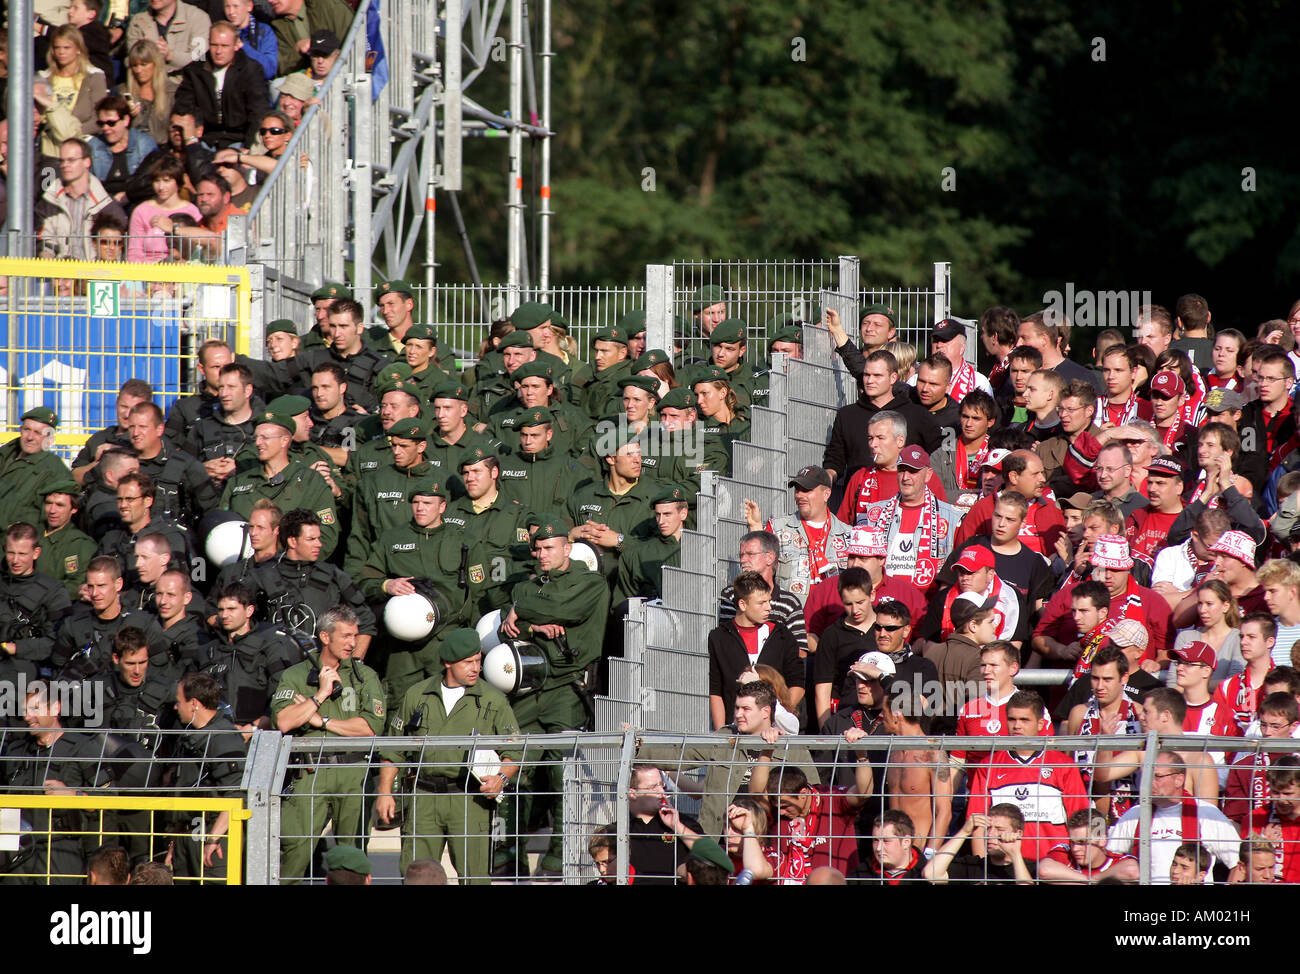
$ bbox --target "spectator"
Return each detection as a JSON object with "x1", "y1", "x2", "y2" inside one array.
[
  {"x1": 718, "y1": 530, "x2": 809, "y2": 656},
  {"x1": 267, "y1": 0, "x2": 354, "y2": 78},
  {"x1": 1036, "y1": 809, "x2": 1139, "y2": 884},
  {"x1": 1214, "y1": 613, "x2": 1279, "y2": 738},
  {"x1": 36, "y1": 25, "x2": 108, "y2": 157},
  {"x1": 275, "y1": 71, "x2": 318, "y2": 126},
  {"x1": 926, "y1": 595, "x2": 997, "y2": 733},
  {"x1": 744, "y1": 466, "x2": 852, "y2": 602},
  {"x1": 1171, "y1": 579, "x2": 1243, "y2": 688},
  {"x1": 212, "y1": 154, "x2": 256, "y2": 208},
  {"x1": 810, "y1": 568, "x2": 879, "y2": 727},
  {"x1": 128, "y1": 154, "x2": 201, "y2": 263},
  {"x1": 129, "y1": 862, "x2": 175, "y2": 885},
  {"x1": 67, "y1": 0, "x2": 114, "y2": 79},
  {"x1": 127, "y1": 0, "x2": 213, "y2": 73},
  {"x1": 223, "y1": 0, "x2": 279, "y2": 81},
  {"x1": 623, "y1": 764, "x2": 701, "y2": 884},
  {"x1": 760, "y1": 748, "x2": 873, "y2": 883},
  {"x1": 855, "y1": 809, "x2": 928, "y2": 884},
  {"x1": 305, "y1": 29, "x2": 340, "y2": 86},
  {"x1": 1222, "y1": 691, "x2": 1298, "y2": 827},
  {"x1": 89, "y1": 94, "x2": 159, "y2": 203},
  {"x1": 38, "y1": 138, "x2": 126, "y2": 260},
  {"x1": 86, "y1": 845, "x2": 130, "y2": 885},
  {"x1": 925, "y1": 805, "x2": 1035, "y2": 885},
  {"x1": 707, "y1": 571, "x2": 803, "y2": 730},
  {"x1": 89, "y1": 208, "x2": 127, "y2": 261},
  {"x1": 121, "y1": 39, "x2": 180, "y2": 146},
  {"x1": 213, "y1": 109, "x2": 294, "y2": 176},
  {"x1": 722, "y1": 798, "x2": 775, "y2": 883},
  {"x1": 857, "y1": 446, "x2": 960, "y2": 596},
  {"x1": 174, "y1": 22, "x2": 271, "y2": 150},
  {"x1": 163, "y1": 170, "x2": 238, "y2": 259}
]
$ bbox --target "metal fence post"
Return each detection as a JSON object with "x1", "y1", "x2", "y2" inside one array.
[
  {"x1": 614, "y1": 727, "x2": 636, "y2": 886},
  {"x1": 934, "y1": 260, "x2": 951, "y2": 323},
  {"x1": 837, "y1": 255, "x2": 860, "y2": 326},
  {"x1": 246, "y1": 262, "x2": 266, "y2": 361},
  {"x1": 351, "y1": 74, "x2": 375, "y2": 306},
  {"x1": 645, "y1": 264, "x2": 673, "y2": 354},
  {"x1": 241, "y1": 730, "x2": 285, "y2": 885},
  {"x1": 1138, "y1": 730, "x2": 1159, "y2": 885}
]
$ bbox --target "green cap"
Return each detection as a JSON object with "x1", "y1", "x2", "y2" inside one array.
[
  {"x1": 409, "y1": 478, "x2": 448, "y2": 500},
  {"x1": 691, "y1": 284, "x2": 726, "y2": 312},
  {"x1": 458, "y1": 445, "x2": 497, "y2": 469},
  {"x1": 311, "y1": 281, "x2": 352, "y2": 302},
  {"x1": 527, "y1": 510, "x2": 562, "y2": 530},
  {"x1": 657, "y1": 388, "x2": 697, "y2": 411},
  {"x1": 674, "y1": 314, "x2": 695, "y2": 335},
  {"x1": 386, "y1": 418, "x2": 427, "y2": 441},
  {"x1": 378, "y1": 378, "x2": 420, "y2": 400},
  {"x1": 618, "y1": 308, "x2": 647, "y2": 335},
  {"x1": 266, "y1": 318, "x2": 298, "y2": 337},
  {"x1": 617, "y1": 375, "x2": 660, "y2": 398},
  {"x1": 498, "y1": 331, "x2": 535, "y2": 350},
  {"x1": 379, "y1": 361, "x2": 414, "y2": 385},
  {"x1": 770, "y1": 324, "x2": 804, "y2": 346},
  {"x1": 510, "y1": 301, "x2": 553, "y2": 331},
  {"x1": 512, "y1": 361, "x2": 555, "y2": 383},
  {"x1": 861, "y1": 302, "x2": 896, "y2": 324},
  {"x1": 765, "y1": 312, "x2": 795, "y2": 334},
  {"x1": 549, "y1": 310, "x2": 570, "y2": 333},
  {"x1": 518, "y1": 407, "x2": 553, "y2": 429},
  {"x1": 41, "y1": 479, "x2": 81, "y2": 499},
  {"x1": 439, "y1": 628, "x2": 482, "y2": 664},
  {"x1": 592, "y1": 326, "x2": 629, "y2": 347},
  {"x1": 323, "y1": 844, "x2": 372, "y2": 875},
  {"x1": 632, "y1": 349, "x2": 670, "y2": 372},
  {"x1": 254, "y1": 411, "x2": 296, "y2": 435},
  {"x1": 267, "y1": 394, "x2": 311, "y2": 417},
  {"x1": 375, "y1": 279, "x2": 414, "y2": 300},
  {"x1": 532, "y1": 519, "x2": 569, "y2": 542},
  {"x1": 596, "y1": 428, "x2": 640, "y2": 459},
  {"x1": 709, "y1": 318, "x2": 747, "y2": 345},
  {"x1": 404, "y1": 322, "x2": 438, "y2": 343},
  {"x1": 430, "y1": 381, "x2": 469, "y2": 402},
  {"x1": 691, "y1": 365, "x2": 731, "y2": 386},
  {"x1": 21, "y1": 406, "x2": 58, "y2": 428},
  {"x1": 688, "y1": 837, "x2": 734, "y2": 876},
  {"x1": 652, "y1": 482, "x2": 690, "y2": 506}
]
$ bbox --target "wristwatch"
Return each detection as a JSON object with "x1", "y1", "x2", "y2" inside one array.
[
  {"x1": 616, "y1": 533, "x2": 625, "y2": 550},
  {"x1": 321, "y1": 716, "x2": 331, "y2": 730}
]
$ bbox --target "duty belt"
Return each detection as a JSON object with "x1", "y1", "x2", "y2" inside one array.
[{"x1": 414, "y1": 773, "x2": 470, "y2": 794}]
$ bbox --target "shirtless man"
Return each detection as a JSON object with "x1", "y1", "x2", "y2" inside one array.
[
  {"x1": 880, "y1": 689, "x2": 952, "y2": 853},
  {"x1": 1093, "y1": 687, "x2": 1219, "y2": 799}
]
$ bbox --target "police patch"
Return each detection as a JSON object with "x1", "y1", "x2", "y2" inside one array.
[
  {"x1": 516, "y1": 528, "x2": 529, "y2": 543},
  {"x1": 317, "y1": 509, "x2": 336, "y2": 525},
  {"x1": 373, "y1": 698, "x2": 385, "y2": 718},
  {"x1": 64, "y1": 555, "x2": 79, "y2": 574},
  {"x1": 469, "y1": 565, "x2": 485, "y2": 584}
]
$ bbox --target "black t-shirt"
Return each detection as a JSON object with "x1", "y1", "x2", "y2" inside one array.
[
  {"x1": 937, "y1": 536, "x2": 1053, "y2": 608},
  {"x1": 103, "y1": 149, "x2": 131, "y2": 198},
  {"x1": 628, "y1": 812, "x2": 702, "y2": 885},
  {"x1": 941, "y1": 852, "x2": 1036, "y2": 884},
  {"x1": 1172, "y1": 337, "x2": 1215, "y2": 373},
  {"x1": 813, "y1": 619, "x2": 878, "y2": 703}
]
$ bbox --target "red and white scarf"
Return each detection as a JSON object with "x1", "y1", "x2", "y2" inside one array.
[
  {"x1": 1077, "y1": 696, "x2": 1142, "y2": 819},
  {"x1": 851, "y1": 466, "x2": 894, "y2": 521},
  {"x1": 955, "y1": 435, "x2": 990, "y2": 491},
  {"x1": 776, "y1": 791, "x2": 828, "y2": 884},
  {"x1": 949, "y1": 360, "x2": 979, "y2": 402},
  {"x1": 1159, "y1": 412, "x2": 1186, "y2": 450},
  {"x1": 1180, "y1": 793, "x2": 1203, "y2": 846},
  {"x1": 875, "y1": 488, "x2": 942, "y2": 588},
  {"x1": 989, "y1": 356, "x2": 1010, "y2": 390},
  {"x1": 1219, "y1": 668, "x2": 1263, "y2": 734},
  {"x1": 940, "y1": 571, "x2": 1006, "y2": 639},
  {"x1": 1072, "y1": 620, "x2": 1116, "y2": 683},
  {"x1": 1206, "y1": 370, "x2": 1242, "y2": 391},
  {"x1": 1095, "y1": 393, "x2": 1142, "y2": 427}
]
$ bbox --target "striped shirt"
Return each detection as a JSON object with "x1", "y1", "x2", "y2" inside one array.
[{"x1": 719, "y1": 583, "x2": 808, "y2": 657}]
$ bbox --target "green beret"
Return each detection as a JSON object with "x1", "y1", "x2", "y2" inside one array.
[
  {"x1": 691, "y1": 284, "x2": 726, "y2": 312},
  {"x1": 549, "y1": 311, "x2": 570, "y2": 333},
  {"x1": 254, "y1": 411, "x2": 296, "y2": 435},
  {"x1": 688, "y1": 837, "x2": 734, "y2": 875},
  {"x1": 596, "y1": 427, "x2": 640, "y2": 459},
  {"x1": 430, "y1": 381, "x2": 469, "y2": 402},
  {"x1": 510, "y1": 301, "x2": 553, "y2": 331},
  {"x1": 386, "y1": 418, "x2": 427, "y2": 441},
  {"x1": 632, "y1": 349, "x2": 670, "y2": 372},
  {"x1": 377, "y1": 378, "x2": 420, "y2": 400},
  {"x1": 532, "y1": 519, "x2": 569, "y2": 542},
  {"x1": 378, "y1": 361, "x2": 414, "y2": 385},
  {"x1": 765, "y1": 312, "x2": 795, "y2": 333},
  {"x1": 21, "y1": 406, "x2": 58, "y2": 428},
  {"x1": 618, "y1": 308, "x2": 647, "y2": 335},
  {"x1": 266, "y1": 318, "x2": 299, "y2": 337},
  {"x1": 592, "y1": 326, "x2": 629, "y2": 347},
  {"x1": 512, "y1": 361, "x2": 555, "y2": 383},
  {"x1": 310, "y1": 281, "x2": 352, "y2": 302},
  {"x1": 770, "y1": 324, "x2": 804, "y2": 347},
  {"x1": 709, "y1": 318, "x2": 747, "y2": 345},
  {"x1": 617, "y1": 375, "x2": 660, "y2": 398},
  {"x1": 404, "y1": 322, "x2": 438, "y2": 343},
  {"x1": 267, "y1": 394, "x2": 311, "y2": 417},
  {"x1": 861, "y1": 302, "x2": 896, "y2": 324},
  {"x1": 657, "y1": 387, "x2": 697, "y2": 411},
  {"x1": 652, "y1": 482, "x2": 690, "y2": 506},
  {"x1": 498, "y1": 331, "x2": 535, "y2": 350},
  {"x1": 409, "y1": 477, "x2": 448, "y2": 499},
  {"x1": 41, "y1": 479, "x2": 81, "y2": 499},
  {"x1": 518, "y1": 407, "x2": 554, "y2": 428},
  {"x1": 458, "y1": 445, "x2": 497, "y2": 469},
  {"x1": 439, "y1": 628, "x2": 483, "y2": 664},
  {"x1": 527, "y1": 510, "x2": 562, "y2": 530},
  {"x1": 674, "y1": 314, "x2": 696, "y2": 335},
  {"x1": 375, "y1": 279, "x2": 414, "y2": 300},
  {"x1": 323, "y1": 844, "x2": 372, "y2": 875},
  {"x1": 691, "y1": 365, "x2": 731, "y2": 386}
]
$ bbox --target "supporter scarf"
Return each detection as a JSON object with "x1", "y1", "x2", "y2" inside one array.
[
  {"x1": 868, "y1": 847, "x2": 921, "y2": 885},
  {"x1": 955, "y1": 435, "x2": 990, "y2": 491},
  {"x1": 1206, "y1": 371, "x2": 1243, "y2": 392},
  {"x1": 1222, "y1": 669, "x2": 1262, "y2": 733},
  {"x1": 1077, "y1": 696, "x2": 1142, "y2": 818},
  {"x1": 949, "y1": 361, "x2": 979, "y2": 402},
  {"x1": 878, "y1": 488, "x2": 941, "y2": 587},
  {"x1": 1072, "y1": 621, "x2": 1116, "y2": 683},
  {"x1": 1095, "y1": 393, "x2": 1141, "y2": 427},
  {"x1": 1264, "y1": 399, "x2": 1294, "y2": 462},
  {"x1": 1159, "y1": 413, "x2": 1186, "y2": 450},
  {"x1": 1251, "y1": 751, "x2": 1272, "y2": 813},
  {"x1": 1181, "y1": 793, "x2": 1202, "y2": 845},
  {"x1": 940, "y1": 572, "x2": 1006, "y2": 640},
  {"x1": 989, "y1": 356, "x2": 1009, "y2": 389},
  {"x1": 852, "y1": 466, "x2": 893, "y2": 520},
  {"x1": 777, "y1": 792, "x2": 828, "y2": 884}
]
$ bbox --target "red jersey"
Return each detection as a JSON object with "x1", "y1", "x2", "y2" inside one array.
[
  {"x1": 1212, "y1": 669, "x2": 1268, "y2": 735},
  {"x1": 772, "y1": 785, "x2": 861, "y2": 884},
  {"x1": 1098, "y1": 394, "x2": 1153, "y2": 428},
  {"x1": 954, "y1": 493, "x2": 1065, "y2": 558},
  {"x1": 1246, "y1": 809, "x2": 1300, "y2": 884},
  {"x1": 1183, "y1": 698, "x2": 1242, "y2": 739},
  {"x1": 1034, "y1": 577, "x2": 1170, "y2": 662},
  {"x1": 1125, "y1": 507, "x2": 1181, "y2": 569},
  {"x1": 953, "y1": 692, "x2": 1053, "y2": 765},
  {"x1": 967, "y1": 750, "x2": 1090, "y2": 861},
  {"x1": 1042, "y1": 842, "x2": 1136, "y2": 879},
  {"x1": 1223, "y1": 751, "x2": 1277, "y2": 827}
]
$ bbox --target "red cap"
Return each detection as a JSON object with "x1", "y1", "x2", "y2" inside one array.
[
  {"x1": 1172, "y1": 641, "x2": 1216, "y2": 668},
  {"x1": 954, "y1": 545, "x2": 995, "y2": 573},
  {"x1": 897, "y1": 445, "x2": 931, "y2": 471},
  {"x1": 1150, "y1": 370, "x2": 1186, "y2": 398}
]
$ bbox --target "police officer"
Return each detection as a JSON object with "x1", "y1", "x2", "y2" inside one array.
[
  {"x1": 126, "y1": 402, "x2": 221, "y2": 526},
  {"x1": 344, "y1": 417, "x2": 436, "y2": 580},
  {"x1": 308, "y1": 362, "x2": 367, "y2": 470},
  {"x1": 221, "y1": 411, "x2": 341, "y2": 559},
  {"x1": 1, "y1": 681, "x2": 113, "y2": 884},
  {"x1": 98, "y1": 474, "x2": 194, "y2": 585},
  {"x1": 608, "y1": 375, "x2": 660, "y2": 476},
  {"x1": 509, "y1": 301, "x2": 576, "y2": 401},
  {"x1": 165, "y1": 339, "x2": 232, "y2": 444},
  {"x1": 298, "y1": 299, "x2": 392, "y2": 413},
  {"x1": 399, "y1": 322, "x2": 452, "y2": 401},
  {"x1": 271, "y1": 605, "x2": 385, "y2": 883},
  {"x1": 300, "y1": 282, "x2": 353, "y2": 349},
  {"x1": 0, "y1": 522, "x2": 73, "y2": 675},
  {"x1": 566, "y1": 434, "x2": 657, "y2": 578},
  {"x1": 345, "y1": 381, "x2": 423, "y2": 488},
  {"x1": 0, "y1": 407, "x2": 73, "y2": 531},
  {"x1": 442, "y1": 448, "x2": 528, "y2": 615},
  {"x1": 623, "y1": 308, "x2": 648, "y2": 361},
  {"x1": 251, "y1": 509, "x2": 376, "y2": 654},
  {"x1": 152, "y1": 569, "x2": 212, "y2": 674},
  {"x1": 371, "y1": 279, "x2": 423, "y2": 354},
  {"x1": 496, "y1": 407, "x2": 586, "y2": 517},
  {"x1": 490, "y1": 361, "x2": 592, "y2": 459},
  {"x1": 612, "y1": 483, "x2": 689, "y2": 605},
  {"x1": 361, "y1": 478, "x2": 486, "y2": 707},
  {"x1": 184, "y1": 362, "x2": 262, "y2": 480},
  {"x1": 51, "y1": 555, "x2": 169, "y2": 680},
  {"x1": 499, "y1": 520, "x2": 610, "y2": 874},
  {"x1": 376, "y1": 628, "x2": 522, "y2": 884},
  {"x1": 95, "y1": 627, "x2": 174, "y2": 751},
  {"x1": 169, "y1": 671, "x2": 249, "y2": 883},
  {"x1": 37, "y1": 480, "x2": 98, "y2": 598},
  {"x1": 576, "y1": 326, "x2": 632, "y2": 420},
  {"x1": 200, "y1": 581, "x2": 304, "y2": 732},
  {"x1": 691, "y1": 366, "x2": 749, "y2": 473},
  {"x1": 707, "y1": 318, "x2": 755, "y2": 408},
  {"x1": 427, "y1": 380, "x2": 500, "y2": 498},
  {"x1": 677, "y1": 284, "x2": 727, "y2": 367},
  {"x1": 469, "y1": 330, "x2": 531, "y2": 420},
  {"x1": 71, "y1": 379, "x2": 153, "y2": 486},
  {"x1": 266, "y1": 394, "x2": 344, "y2": 503},
  {"x1": 240, "y1": 319, "x2": 307, "y2": 401},
  {"x1": 212, "y1": 500, "x2": 283, "y2": 592},
  {"x1": 754, "y1": 320, "x2": 804, "y2": 409}
]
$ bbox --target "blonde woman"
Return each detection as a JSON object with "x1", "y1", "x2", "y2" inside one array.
[
  {"x1": 36, "y1": 25, "x2": 108, "y2": 155},
  {"x1": 120, "y1": 40, "x2": 179, "y2": 145},
  {"x1": 883, "y1": 340, "x2": 918, "y2": 382}
]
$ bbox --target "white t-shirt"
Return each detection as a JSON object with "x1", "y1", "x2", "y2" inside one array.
[
  {"x1": 440, "y1": 683, "x2": 466, "y2": 712},
  {"x1": 1107, "y1": 800, "x2": 1240, "y2": 883},
  {"x1": 1151, "y1": 540, "x2": 1197, "y2": 591},
  {"x1": 1272, "y1": 621, "x2": 1300, "y2": 667}
]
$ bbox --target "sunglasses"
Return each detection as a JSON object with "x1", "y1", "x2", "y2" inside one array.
[
  {"x1": 97, "y1": 117, "x2": 123, "y2": 126},
  {"x1": 876, "y1": 623, "x2": 906, "y2": 632},
  {"x1": 259, "y1": 126, "x2": 289, "y2": 136}
]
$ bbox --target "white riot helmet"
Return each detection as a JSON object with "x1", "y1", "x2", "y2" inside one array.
[
  {"x1": 483, "y1": 641, "x2": 549, "y2": 696},
  {"x1": 205, "y1": 519, "x2": 253, "y2": 568},
  {"x1": 569, "y1": 540, "x2": 601, "y2": 573},
  {"x1": 476, "y1": 609, "x2": 505, "y2": 652},
  {"x1": 385, "y1": 592, "x2": 438, "y2": 641}
]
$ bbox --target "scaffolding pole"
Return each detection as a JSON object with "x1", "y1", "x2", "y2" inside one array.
[
  {"x1": 538, "y1": 0, "x2": 553, "y2": 289},
  {"x1": 506, "y1": 0, "x2": 525, "y2": 288}
]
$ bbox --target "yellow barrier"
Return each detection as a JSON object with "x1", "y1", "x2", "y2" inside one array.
[
  {"x1": 0, "y1": 794, "x2": 250, "y2": 885},
  {"x1": 0, "y1": 257, "x2": 252, "y2": 462}
]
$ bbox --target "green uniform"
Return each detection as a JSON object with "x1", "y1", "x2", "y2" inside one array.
[
  {"x1": 564, "y1": 476, "x2": 657, "y2": 577},
  {"x1": 700, "y1": 414, "x2": 749, "y2": 478},
  {"x1": 271, "y1": 651, "x2": 386, "y2": 883},
  {"x1": 442, "y1": 492, "x2": 529, "y2": 615},
  {"x1": 0, "y1": 444, "x2": 70, "y2": 530},
  {"x1": 612, "y1": 533, "x2": 681, "y2": 604},
  {"x1": 722, "y1": 360, "x2": 756, "y2": 409},
  {"x1": 344, "y1": 417, "x2": 393, "y2": 486},
  {"x1": 361, "y1": 519, "x2": 486, "y2": 705},
  {"x1": 344, "y1": 458, "x2": 436, "y2": 580},
  {"x1": 496, "y1": 445, "x2": 585, "y2": 518},
  {"x1": 37, "y1": 522, "x2": 98, "y2": 598},
  {"x1": 220, "y1": 458, "x2": 341, "y2": 559},
  {"x1": 492, "y1": 398, "x2": 592, "y2": 459},
  {"x1": 658, "y1": 428, "x2": 731, "y2": 492},
  {"x1": 382, "y1": 678, "x2": 522, "y2": 882},
  {"x1": 425, "y1": 428, "x2": 500, "y2": 500},
  {"x1": 402, "y1": 363, "x2": 454, "y2": 404},
  {"x1": 469, "y1": 366, "x2": 513, "y2": 421},
  {"x1": 579, "y1": 360, "x2": 633, "y2": 420}
]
